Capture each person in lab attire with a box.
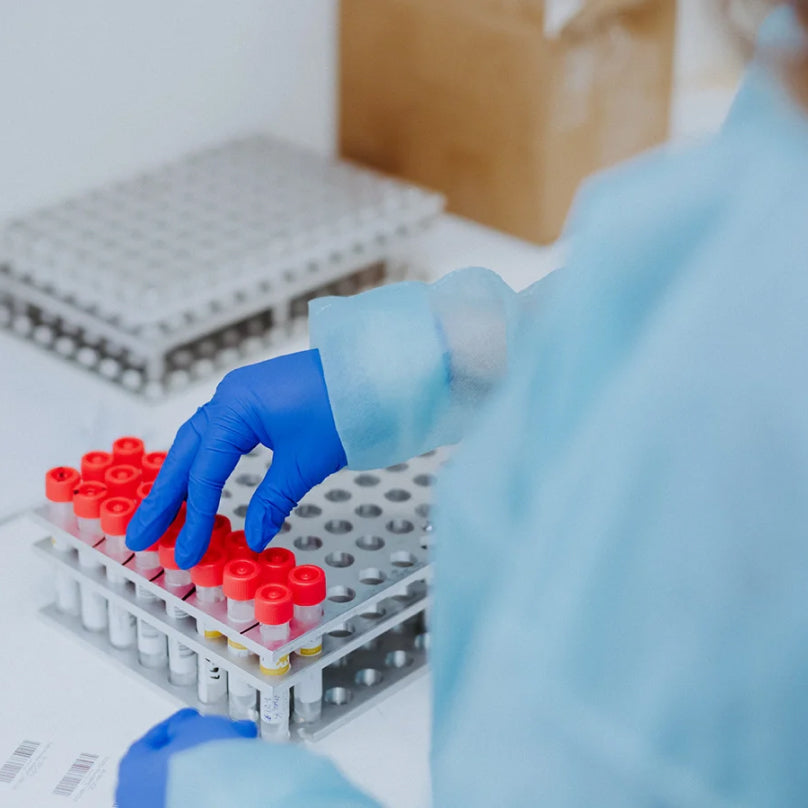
[120,4,808,806]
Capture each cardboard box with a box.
[339,0,676,244]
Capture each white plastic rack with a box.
[0,135,444,398]
[30,446,441,741]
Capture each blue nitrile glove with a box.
[126,350,347,567]
[116,709,257,808]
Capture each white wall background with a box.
[0,0,746,222]
[0,0,338,220]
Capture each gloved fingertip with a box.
[125,517,155,551]
[244,511,277,553]
[233,720,259,738]
[170,707,200,724]
[174,541,203,570]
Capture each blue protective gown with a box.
[167,8,808,806]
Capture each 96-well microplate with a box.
[0,135,444,398]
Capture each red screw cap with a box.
[135,480,153,502]
[223,558,261,601]
[158,530,181,570]
[255,583,293,625]
[288,565,326,607]
[81,451,113,483]
[191,547,226,588]
[211,514,232,546]
[73,482,109,519]
[258,546,296,585]
[141,451,166,483]
[104,464,142,498]
[45,466,80,503]
[223,530,255,560]
[112,436,144,467]
[101,497,137,536]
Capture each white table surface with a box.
[0,213,561,807]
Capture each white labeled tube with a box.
[168,637,197,686]
[229,675,258,722]
[108,603,136,648]
[55,572,80,616]
[78,547,107,631]
[260,689,291,742]
[135,585,167,668]
[165,600,190,621]
[191,549,227,639]
[198,657,228,704]
[293,669,323,724]
[136,620,168,668]
[45,468,81,614]
[227,637,257,720]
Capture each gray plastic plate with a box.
[0,135,443,397]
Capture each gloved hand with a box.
[126,349,347,567]
[116,709,257,808]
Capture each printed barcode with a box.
[0,740,41,784]
[53,752,99,797]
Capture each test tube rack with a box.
[0,135,444,398]
[30,446,440,742]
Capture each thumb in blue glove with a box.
[116,708,257,808]
[125,349,347,568]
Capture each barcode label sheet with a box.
[0,737,114,806]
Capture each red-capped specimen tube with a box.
[100,497,136,563]
[210,514,232,547]
[133,503,183,575]
[168,637,197,687]
[190,548,228,702]
[289,565,326,724]
[100,497,138,648]
[158,531,192,590]
[45,466,80,530]
[258,547,296,586]
[45,466,81,615]
[289,565,326,656]
[223,530,255,561]
[112,436,144,467]
[81,451,112,483]
[73,481,108,541]
[141,450,166,483]
[135,480,152,503]
[191,547,226,639]
[256,584,293,650]
[224,558,261,717]
[192,548,226,606]
[73,482,109,631]
[104,464,142,499]
[256,583,293,741]
[223,558,261,624]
